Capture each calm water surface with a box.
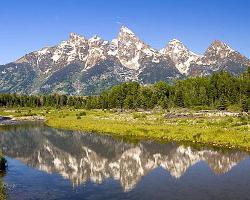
[1,123,250,200]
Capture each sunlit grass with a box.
[1,107,250,151]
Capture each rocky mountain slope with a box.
[0,26,249,95]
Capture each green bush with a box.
[133,113,147,119]
[0,153,6,171]
[79,111,86,116]
[241,97,250,112]
[239,115,249,125]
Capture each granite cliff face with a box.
[0,26,249,95]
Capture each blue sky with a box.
[0,0,249,64]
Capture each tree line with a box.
[0,69,250,112]
[0,93,86,108]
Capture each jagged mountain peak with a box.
[69,32,86,41]
[168,38,183,45]
[64,32,88,48]
[161,39,201,74]
[117,26,155,70]
[210,40,233,48]
[162,39,188,54]
[119,26,136,36]
[202,40,237,64]
[165,39,199,55]
[188,40,250,77]
[206,40,234,55]
[88,35,107,47]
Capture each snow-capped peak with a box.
[205,40,235,59]
[88,35,107,48]
[211,40,234,51]
[164,39,197,55]
[117,26,161,70]
[69,32,86,40]
[119,26,135,35]
[169,38,183,44]
[161,39,201,74]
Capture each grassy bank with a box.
[1,107,250,151]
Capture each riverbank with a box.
[0,115,45,126]
[1,108,250,152]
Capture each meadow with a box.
[1,107,250,151]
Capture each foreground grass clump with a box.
[0,180,5,200]
[1,107,250,151]
[0,171,5,200]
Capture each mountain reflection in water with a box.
[0,124,248,192]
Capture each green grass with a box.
[1,107,250,152]
[0,180,5,200]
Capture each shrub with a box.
[133,113,147,119]
[0,153,6,171]
[79,111,86,116]
[242,98,250,112]
[238,115,249,125]
[226,117,234,123]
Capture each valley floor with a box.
[0,108,250,152]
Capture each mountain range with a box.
[1,26,249,95]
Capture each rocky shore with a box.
[0,115,45,125]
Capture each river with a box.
[0,123,250,200]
